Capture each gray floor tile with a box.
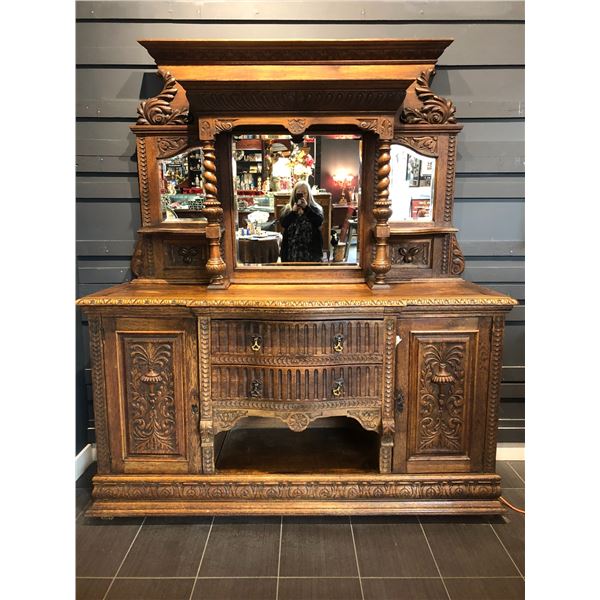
[76,488,92,518]
[492,488,525,574]
[76,517,144,577]
[106,578,194,600]
[278,577,362,600]
[496,461,524,489]
[444,576,524,600]
[118,517,212,577]
[192,578,277,600]
[420,517,520,577]
[352,516,439,577]
[76,578,112,600]
[280,517,358,577]
[362,578,448,600]
[199,517,280,577]
[508,461,525,483]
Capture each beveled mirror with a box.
[232,133,363,266]
[158,147,207,222]
[389,144,437,222]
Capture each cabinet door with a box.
[103,316,200,474]
[394,316,492,474]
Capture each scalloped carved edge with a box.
[93,477,501,501]
[77,296,517,307]
[137,138,152,227]
[89,318,110,472]
[444,135,457,223]
[198,318,215,474]
[137,69,190,126]
[400,68,457,125]
[484,317,505,471]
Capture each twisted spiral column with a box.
[371,142,393,285]
[201,140,226,285]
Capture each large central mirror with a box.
[233,133,362,266]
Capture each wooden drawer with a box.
[210,319,385,361]
[211,364,382,403]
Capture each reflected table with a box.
[237,233,282,264]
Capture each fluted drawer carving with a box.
[211,319,385,359]
[211,365,382,402]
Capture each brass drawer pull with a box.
[333,333,345,353]
[250,335,262,352]
[332,379,344,397]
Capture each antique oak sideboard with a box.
[77,39,516,516]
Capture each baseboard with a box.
[496,443,525,461]
[75,443,97,480]
[75,442,524,480]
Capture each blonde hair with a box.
[284,180,323,215]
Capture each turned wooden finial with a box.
[200,139,227,286]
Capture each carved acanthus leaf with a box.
[401,69,457,125]
[137,69,190,126]
[157,136,188,158]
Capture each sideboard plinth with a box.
[87,472,505,517]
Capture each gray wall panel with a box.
[77,1,525,22]
[76,67,525,120]
[76,120,525,174]
[75,2,525,451]
[76,201,141,239]
[454,200,524,240]
[76,22,524,66]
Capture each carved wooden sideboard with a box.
[78,39,516,516]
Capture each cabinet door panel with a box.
[104,317,200,474]
[394,316,489,474]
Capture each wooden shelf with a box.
[390,225,458,235]
[216,421,379,475]
[138,223,207,235]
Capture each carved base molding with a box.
[88,473,503,516]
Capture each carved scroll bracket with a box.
[396,135,438,156]
[400,68,457,126]
[137,69,190,126]
[199,118,238,141]
[356,117,394,140]
[450,234,465,276]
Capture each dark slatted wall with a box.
[75,0,525,453]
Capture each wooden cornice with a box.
[138,39,453,66]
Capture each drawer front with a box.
[211,364,382,402]
[211,319,385,359]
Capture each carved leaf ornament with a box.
[137,69,189,126]
[401,69,457,125]
[418,343,465,451]
[128,342,177,453]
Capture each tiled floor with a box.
[76,461,525,600]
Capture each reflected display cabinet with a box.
[78,39,516,516]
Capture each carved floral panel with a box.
[122,338,180,455]
[410,334,475,456]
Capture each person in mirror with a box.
[279,181,324,262]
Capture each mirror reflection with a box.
[159,147,206,222]
[389,145,436,222]
[233,134,362,266]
